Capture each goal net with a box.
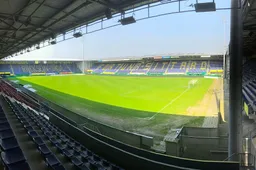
[188,79,198,89]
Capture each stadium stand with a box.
[90,60,223,75]
[0,105,30,170]
[0,62,81,75]
[0,81,123,170]
[242,59,256,116]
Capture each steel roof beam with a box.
[89,0,121,11]
[4,0,92,54]
[2,0,46,53]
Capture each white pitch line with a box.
[120,89,139,96]
[148,88,190,120]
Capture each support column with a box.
[228,0,243,161]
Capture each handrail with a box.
[223,152,255,167]
[223,153,237,161]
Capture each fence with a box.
[48,110,239,170]
[165,127,229,160]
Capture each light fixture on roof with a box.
[194,0,216,12]
[15,53,18,56]
[73,27,82,38]
[73,31,82,38]
[119,16,136,25]
[27,48,30,52]
[50,40,56,45]
[105,8,112,19]
[20,51,23,55]
[49,34,57,45]
[36,43,40,49]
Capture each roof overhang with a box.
[0,0,160,59]
[242,0,256,56]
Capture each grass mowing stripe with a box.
[16,75,213,116]
[149,87,190,120]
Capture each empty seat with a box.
[62,148,73,159]
[45,154,61,168]
[1,147,26,165]
[0,118,8,124]
[27,130,38,138]
[0,137,19,151]
[50,136,60,145]
[71,156,83,168]
[52,164,66,170]
[6,161,30,170]
[56,142,67,152]
[0,122,10,131]
[32,137,45,146]
[38,144,51,156]
[43,131,53,139]
[0,129,14,139]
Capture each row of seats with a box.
[90,60,223,74]
[0,63,81,75]
[243,60,256,114]
[0,81,36,109]
[5,97,122,170]
[0,105,30,170]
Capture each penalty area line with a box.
[147,88,190,120]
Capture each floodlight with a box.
[105,8,112,19]
[36,44,40,49]
[195,2,216,12]
[73,32,82,38]
[119,16,136,25]
[27,49,30,52]
[51,40,56,45]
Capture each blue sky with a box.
[10,0,230,61]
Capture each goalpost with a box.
[188,79,198,89]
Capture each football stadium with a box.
[3,58,223,144]
[0,0,254,170]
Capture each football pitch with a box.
[17,75,213,116]
[13,75,219,140]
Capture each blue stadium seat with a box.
[0,122,10,131]
[50,136,60,145]
[62,148,74,159]
[45,154,61,168]
[78,164,90,170]
[81,150,92,158]
[38,144,51,156]
[0,129,14,139]
[32,136,45,146]
[24,125,34,132]
[55,142,67,152]
[27,130,39,138]
[6,161,30,170]
[52,164,66,170]
[43,131,53,139]
[1,147,26,165]
[0,118,8,124]
[0,137,19,150]
[71,156,83,168]
[0,114,6,119]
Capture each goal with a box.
[188,79,198,89]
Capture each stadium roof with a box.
[0,0,159,59]
[243,0,256,56]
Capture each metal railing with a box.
[223,152,255,167]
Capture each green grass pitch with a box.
[16,75,213,117]
[12,75,215,140]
